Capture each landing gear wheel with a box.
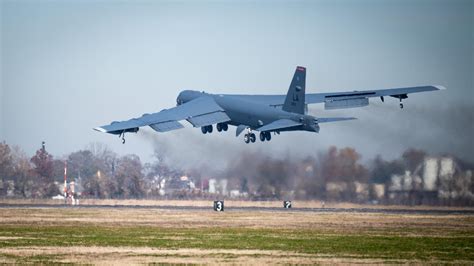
[259,132,266,142]
[216,123,222,132]
[122,136,125,144]
[265,132,271,141]
[201,127,207,134]
[250,133,256,143]
[223,123,228,131]
[207,125,213,133]
[400,103,404,109]
[244,134,250,144]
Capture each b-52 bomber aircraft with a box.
[94,66,444,144]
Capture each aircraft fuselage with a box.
[177,90,319,133]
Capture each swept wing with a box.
[94,96,230,135]
[229,85,445,109]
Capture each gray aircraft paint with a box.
[282,66,306,114]
[94,66,443,144]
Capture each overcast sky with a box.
[1,0,473,171]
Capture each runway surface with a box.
[1,203,473,215]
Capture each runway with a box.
[1,203,473,215]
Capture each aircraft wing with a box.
[306,85,445,109]
[94,96,230,135]
[256,119,302,132]
[230,85,445,110]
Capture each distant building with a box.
[326,182,347,200]
[387,156,473,205]
[372,184,385,201]
[207,178,228,195]
[208,179,217,194]
[229,190,240,198]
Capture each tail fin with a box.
[282,66,306,114]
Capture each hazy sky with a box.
[1,0,473,171]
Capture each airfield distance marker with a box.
[213,201,224,212]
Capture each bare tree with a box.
[115,155,144,198]
[0,142,13,196]
[318,146,368,201]
[68,150,103,198]
[402,149,426,174]
[143,150,175,196]
[370,155,404,184]
[30,145,57,197]
[10,146,34,198]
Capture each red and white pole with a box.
[63,161,67,197]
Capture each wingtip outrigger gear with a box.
[391,94,408,109]
[119,131,126,144]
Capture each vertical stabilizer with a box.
[282,66,306,114]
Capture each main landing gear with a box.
[259,131,271,142]
[216,123,228,132]
[201,123,228,134]
[244,130,271,144]
[201,125,213,134]
[244,133,256,143]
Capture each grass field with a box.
[0,201,473,264]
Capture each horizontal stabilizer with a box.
[187,111,230,127]
[256,119,302,132]
[317,117,357,123]
[149,121,184,132]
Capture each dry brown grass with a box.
[1,203,473,264]
[2,198,473,210]
[1,207,473,234]
[0,246,413,265]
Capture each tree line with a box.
[0,142,151,199]
[0,140,473,205]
